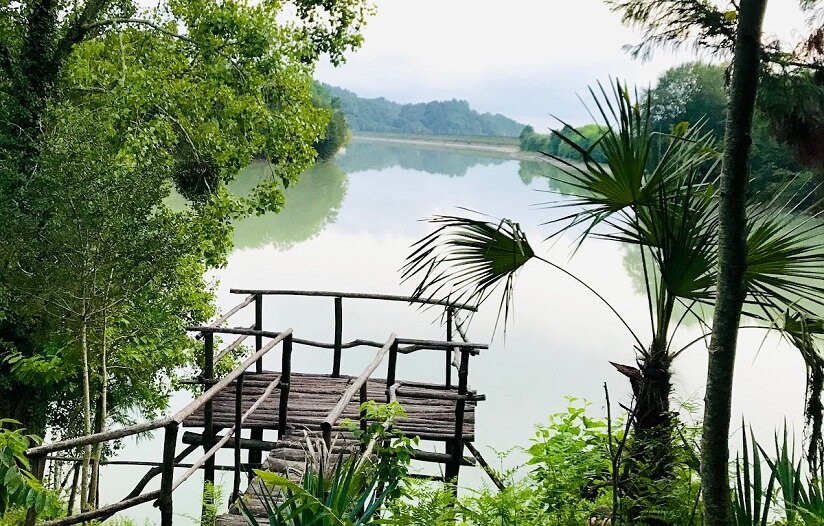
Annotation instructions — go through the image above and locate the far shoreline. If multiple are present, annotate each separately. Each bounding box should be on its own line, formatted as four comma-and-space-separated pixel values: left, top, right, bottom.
351, 132, 545, 162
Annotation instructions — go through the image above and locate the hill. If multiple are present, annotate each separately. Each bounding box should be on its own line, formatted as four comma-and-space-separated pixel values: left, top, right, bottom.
321, 83, 524, 137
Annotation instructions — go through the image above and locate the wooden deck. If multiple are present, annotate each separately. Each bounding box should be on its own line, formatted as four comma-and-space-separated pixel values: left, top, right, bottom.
25, 290, 490, 526
183, 372, 477, 441
182, 371, 479, 525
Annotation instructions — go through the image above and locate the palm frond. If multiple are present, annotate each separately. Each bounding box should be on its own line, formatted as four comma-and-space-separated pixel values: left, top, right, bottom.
745, 202, 824, 316
401, 214, 534, 327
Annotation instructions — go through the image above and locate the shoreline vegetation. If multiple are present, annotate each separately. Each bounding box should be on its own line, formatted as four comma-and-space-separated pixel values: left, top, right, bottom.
351, 132, 544, 162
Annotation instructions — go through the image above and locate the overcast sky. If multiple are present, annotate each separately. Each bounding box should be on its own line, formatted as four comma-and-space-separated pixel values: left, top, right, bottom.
315, 1, 811, 128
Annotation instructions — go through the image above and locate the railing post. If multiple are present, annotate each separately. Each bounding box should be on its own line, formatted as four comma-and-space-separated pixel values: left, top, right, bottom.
359, 383, 368, 452
254, 294, 263, 373
445, 307, 454, 387
445, 348, 470, 485
386, 339, 398, 388
159, 422, 179, 526
23, 454, 46, 526
203, 332, 215, 490
231, 372, 245, 505
277, 334, 293, 438
332, 297, 343, 377
250, 294, 264, 468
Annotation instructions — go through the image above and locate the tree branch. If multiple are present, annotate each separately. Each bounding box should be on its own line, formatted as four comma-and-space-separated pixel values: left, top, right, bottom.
81, 18, 247, 82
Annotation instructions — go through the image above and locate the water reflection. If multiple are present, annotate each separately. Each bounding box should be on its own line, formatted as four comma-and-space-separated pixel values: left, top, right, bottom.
230, 161, 348, 250
108, 138, 809, 525
337, 139, 509, 177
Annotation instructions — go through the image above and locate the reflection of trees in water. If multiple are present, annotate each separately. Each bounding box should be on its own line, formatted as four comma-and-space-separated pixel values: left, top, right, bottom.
337, 140, 507, 177
230, 161, 348, 250
517, 159, 579, 193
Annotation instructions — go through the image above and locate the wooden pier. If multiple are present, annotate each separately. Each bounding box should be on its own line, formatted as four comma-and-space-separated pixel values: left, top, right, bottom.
24, 290, 492, 526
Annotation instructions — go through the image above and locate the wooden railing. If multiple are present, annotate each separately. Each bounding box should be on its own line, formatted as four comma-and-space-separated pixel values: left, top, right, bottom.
24, 289, 485, 526
24, 291, 291, 526
230, 289, 476, 385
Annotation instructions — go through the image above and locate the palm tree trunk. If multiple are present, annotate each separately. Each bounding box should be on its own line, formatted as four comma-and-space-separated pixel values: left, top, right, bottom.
619, 339, 674, 525
701, 2, 768, 525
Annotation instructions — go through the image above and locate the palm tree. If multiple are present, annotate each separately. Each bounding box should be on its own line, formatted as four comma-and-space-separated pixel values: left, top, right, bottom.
402, 80, 824, 514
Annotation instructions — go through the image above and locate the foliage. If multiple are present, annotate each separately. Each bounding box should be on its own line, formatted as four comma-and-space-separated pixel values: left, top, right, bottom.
605, 0, 735, 59
405, 79, 824, 523
202, 481, 222, 526
760, 426, 824, 525
521, 62, 811, 203
402, 214, 534, 325
386, 403, 702, 526
733, 426, 775, 526
526, 399, 612, 524
0, 420, 62, 518
239, 443, 399, 526
322, 83, 525, 137
313, 82, 351, 161
345, 400, 418, 494
520, 124, 608, 163
0, 0, 372, 442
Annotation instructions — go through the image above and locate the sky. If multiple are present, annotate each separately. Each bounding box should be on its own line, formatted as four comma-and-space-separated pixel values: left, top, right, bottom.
315, 0, 812, 129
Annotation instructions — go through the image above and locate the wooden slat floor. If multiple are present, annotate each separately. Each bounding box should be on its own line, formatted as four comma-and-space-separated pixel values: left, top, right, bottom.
183, 371, 476, 441
181, 371, 477, 525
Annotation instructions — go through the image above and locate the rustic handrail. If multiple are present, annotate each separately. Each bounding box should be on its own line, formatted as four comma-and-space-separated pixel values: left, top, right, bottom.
321, 334, 396, 446
194, 294, 255, 340
209, 294, 255, 328
37, 492, 160, 526
230, 289, 478, 312
185, 328, 486, 355
27, 329, 292, 457
214, 324, 255, 364
171, 330, 291, 424
171, 374, 282, 492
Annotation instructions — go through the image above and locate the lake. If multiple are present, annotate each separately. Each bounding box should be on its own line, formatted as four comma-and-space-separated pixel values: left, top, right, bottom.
105, 137, 807, 524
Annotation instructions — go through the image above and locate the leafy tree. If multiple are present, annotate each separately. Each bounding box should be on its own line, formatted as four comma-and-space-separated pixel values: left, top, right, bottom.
0, 0, 372, 515
312, 82, 351, 160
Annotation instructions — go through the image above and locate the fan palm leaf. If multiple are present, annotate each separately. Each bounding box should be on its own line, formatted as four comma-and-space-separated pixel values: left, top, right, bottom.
744, 203, 824, 318
543, 80, 718, 249
401, 214, 534, 325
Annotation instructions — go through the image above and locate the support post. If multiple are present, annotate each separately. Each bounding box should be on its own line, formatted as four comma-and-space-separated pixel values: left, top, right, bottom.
23, 454, 46, 526
203, 332, 215, 489
249, 294, 264, 468
231, 373, 245, 505
254, 294, 263, 373
359, 383, 368, 452
332, 297, 343, 377
445, 307, 454, 387
445, 348, 470, 485
159, 423, 179, 526
278, 334, 293, 437
386, 339, 398, 389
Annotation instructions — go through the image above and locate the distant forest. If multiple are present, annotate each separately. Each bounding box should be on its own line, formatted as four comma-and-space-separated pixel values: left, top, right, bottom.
322, 83, 525, 137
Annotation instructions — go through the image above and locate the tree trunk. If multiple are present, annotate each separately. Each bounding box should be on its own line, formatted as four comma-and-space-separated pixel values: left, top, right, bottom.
701, 2, 768, 525
90, 314, 108, 510
617, 340, 674, 525
79, 318, 92, 512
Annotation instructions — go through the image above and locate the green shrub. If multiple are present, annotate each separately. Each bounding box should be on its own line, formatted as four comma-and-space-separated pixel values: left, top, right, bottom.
0, 419, 62, 519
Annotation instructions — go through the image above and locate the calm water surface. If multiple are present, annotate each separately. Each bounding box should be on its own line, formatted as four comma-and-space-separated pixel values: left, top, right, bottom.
106, 139, 806, 524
